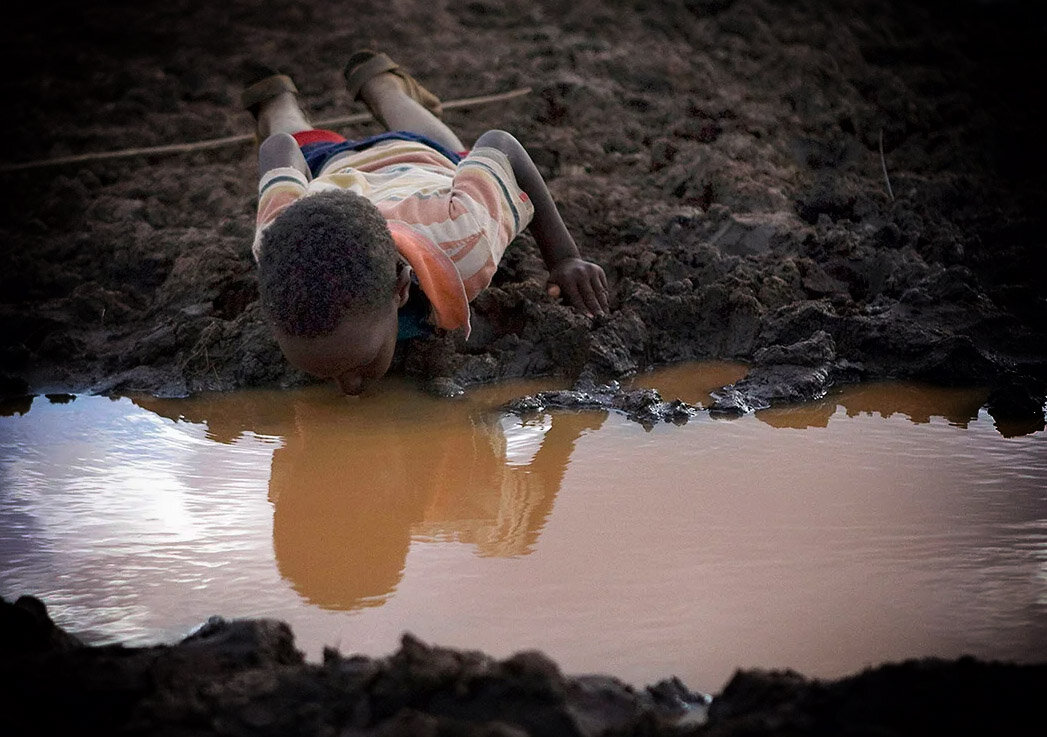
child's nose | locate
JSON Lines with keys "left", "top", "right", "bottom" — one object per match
{"left": 336, "top": 373, "right": 365, "bottom": 396}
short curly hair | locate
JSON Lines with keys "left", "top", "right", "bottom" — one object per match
{"left": 257, "top": 190, "right": 398, "bottom": 338}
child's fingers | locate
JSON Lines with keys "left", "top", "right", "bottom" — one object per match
{"left": 549, "top": 269, "right": 607, "bottom": 317}
{"left": 577, "top": 278, "right": 604, "bottom": 316}
{"left": 589, "top": 268, "right": 609, "bottom": 312}
{"left": 562, "top": 280, "right": 591, "bottom": 317}
{"left": 595, "top": 277, "right": 610, "bottom": 312}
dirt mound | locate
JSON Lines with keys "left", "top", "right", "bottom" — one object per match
{"left": 1, "top": 0, "right": 1044, "bottom": 421}
{"left": 4, "top": 595, "right": 1044, "bottom": 736}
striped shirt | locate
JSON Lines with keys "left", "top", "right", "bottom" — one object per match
{"left": 253, "top": 140, "right": 534, "bottom": 336}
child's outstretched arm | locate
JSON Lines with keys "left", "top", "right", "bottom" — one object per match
{"left": 474, "top": 130, "right": 608, "bottom": 317}
{"left": 258, "top": 132, "right": 311, "bottom": 181}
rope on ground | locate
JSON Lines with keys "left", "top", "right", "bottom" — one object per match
{"left": 0, "top": 87, "right": 532, "bottom": 174}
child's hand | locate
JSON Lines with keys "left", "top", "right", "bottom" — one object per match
{"left": 473, "top": 130, "right": 608, "bottom": 317}
{"left": 546, "top": 257, "right": 609, "bottom": 317}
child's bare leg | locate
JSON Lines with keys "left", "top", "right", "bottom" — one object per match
{"left": 255, "top": 92, "right": 311, "bottom": 140}
{"left": 359, "top": 75, "right": 464, "bottom": 151}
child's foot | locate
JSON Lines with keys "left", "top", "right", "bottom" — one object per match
{"left": 344, "top": 50, "right": 443, "bottom": 124}
{"left": 240, "top": 63, "right": 310, "bottom": 139}
{"left": 240, "top": 62, "right": 300, "bottom": 119}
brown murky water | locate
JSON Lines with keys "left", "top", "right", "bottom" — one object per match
{"left": 1, "top": 362, "right": 1045, "bottom": 692}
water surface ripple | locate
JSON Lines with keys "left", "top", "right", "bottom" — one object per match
{"left": 1, "top": 368, "right": 1044, "bottom": 691}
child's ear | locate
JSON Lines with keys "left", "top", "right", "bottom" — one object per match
{"left": 395, "top": 263, "right": 411, "bottom": 308}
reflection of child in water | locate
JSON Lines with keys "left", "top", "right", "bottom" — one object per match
{"left": 245, "top": 51, "right": 608, "bottom": 395}
{"left": 133, "top": 388, "right": 604, "bottom": 611}
{"left": 269, "top": 394, "right": 603, "bottom": 610}
{"left": 135, "top": 389, "right": 607, "bottom": 607}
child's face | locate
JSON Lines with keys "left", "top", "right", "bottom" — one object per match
{"left": 275, "top": 301, "right": 400, "bottom": 396}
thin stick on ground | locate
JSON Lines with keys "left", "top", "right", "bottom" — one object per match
{"left": 879, "top": 128, "right": 895, "bottom": 202}
{"left": 0, "top": 87, "right": 532, "bottom": 173}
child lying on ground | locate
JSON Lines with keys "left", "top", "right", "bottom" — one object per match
{"left": 244, "top": 51, "right": 608, "bottom": 395}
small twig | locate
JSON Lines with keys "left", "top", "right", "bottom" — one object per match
{"left": 878, "top": 128, "right": 895, "bottom": 202}
{"left": 203, "top": 345, "right": 220, "bottom": 383}
{"left": 0, "top": 86, "right": 532, "bottom": 173}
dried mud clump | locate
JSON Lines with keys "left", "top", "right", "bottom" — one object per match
{"left": 3, "top": 595, "right": 1044, "bottom": 736}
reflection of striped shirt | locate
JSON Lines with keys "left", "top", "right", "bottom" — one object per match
{"left": 253, "top": 141, "right": 534, "bottom": 320}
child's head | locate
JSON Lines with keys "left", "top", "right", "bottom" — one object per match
{"left": 257, "top": 190, "right": 410, "bottom": 394}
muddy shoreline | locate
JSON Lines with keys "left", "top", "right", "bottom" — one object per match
{"left": 4, "top": 595, "right": 1044, "bottom": 736}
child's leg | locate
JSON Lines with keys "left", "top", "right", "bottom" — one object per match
{"left": 255, "top": 92, "right": 312, "bottom": 140}
{"left": 359, "top": 74, "right": 464, "bottom": 152}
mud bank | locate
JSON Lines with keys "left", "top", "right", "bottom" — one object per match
{"left": 1, "top": 0, "right": 1045, "bottom": 421}
{"left": 3, "top": 595, "right": 1043, "bottom": 736}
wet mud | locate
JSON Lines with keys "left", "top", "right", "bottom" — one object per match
{"left": 504, "top": 379, "right": 698, "bottom": 427}
{"left": 3, "top": 595, "right": 1044, "bottom": 736}
{"left": 1, "top": 0, "right": 1045, "bottom": 426}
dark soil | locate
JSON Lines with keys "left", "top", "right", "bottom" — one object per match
{"left": 1, "top": 0, "right": 1045, "bottom": 425}
{"left": 1, "top": 0, "right": 1046, "bottom": 731}
{"left": 4, "top": 595, "right": 1045, "bottom": 736}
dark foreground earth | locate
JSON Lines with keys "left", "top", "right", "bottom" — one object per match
{"left": 4, "top": 595, "right": 1045, "bottom": 737}
{"left": 2, "top": 0, "right": 1046, "bottom": 733}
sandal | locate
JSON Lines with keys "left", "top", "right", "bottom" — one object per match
{"left": 240, "top": 62, "right": 299, "bottom": 118}
{"left": 344, "top": 50, "right": 443, "bottom": 126}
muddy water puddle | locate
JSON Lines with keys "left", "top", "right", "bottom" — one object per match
{"left": 1, "top": 362, "right": 1045, "bottom": 692}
